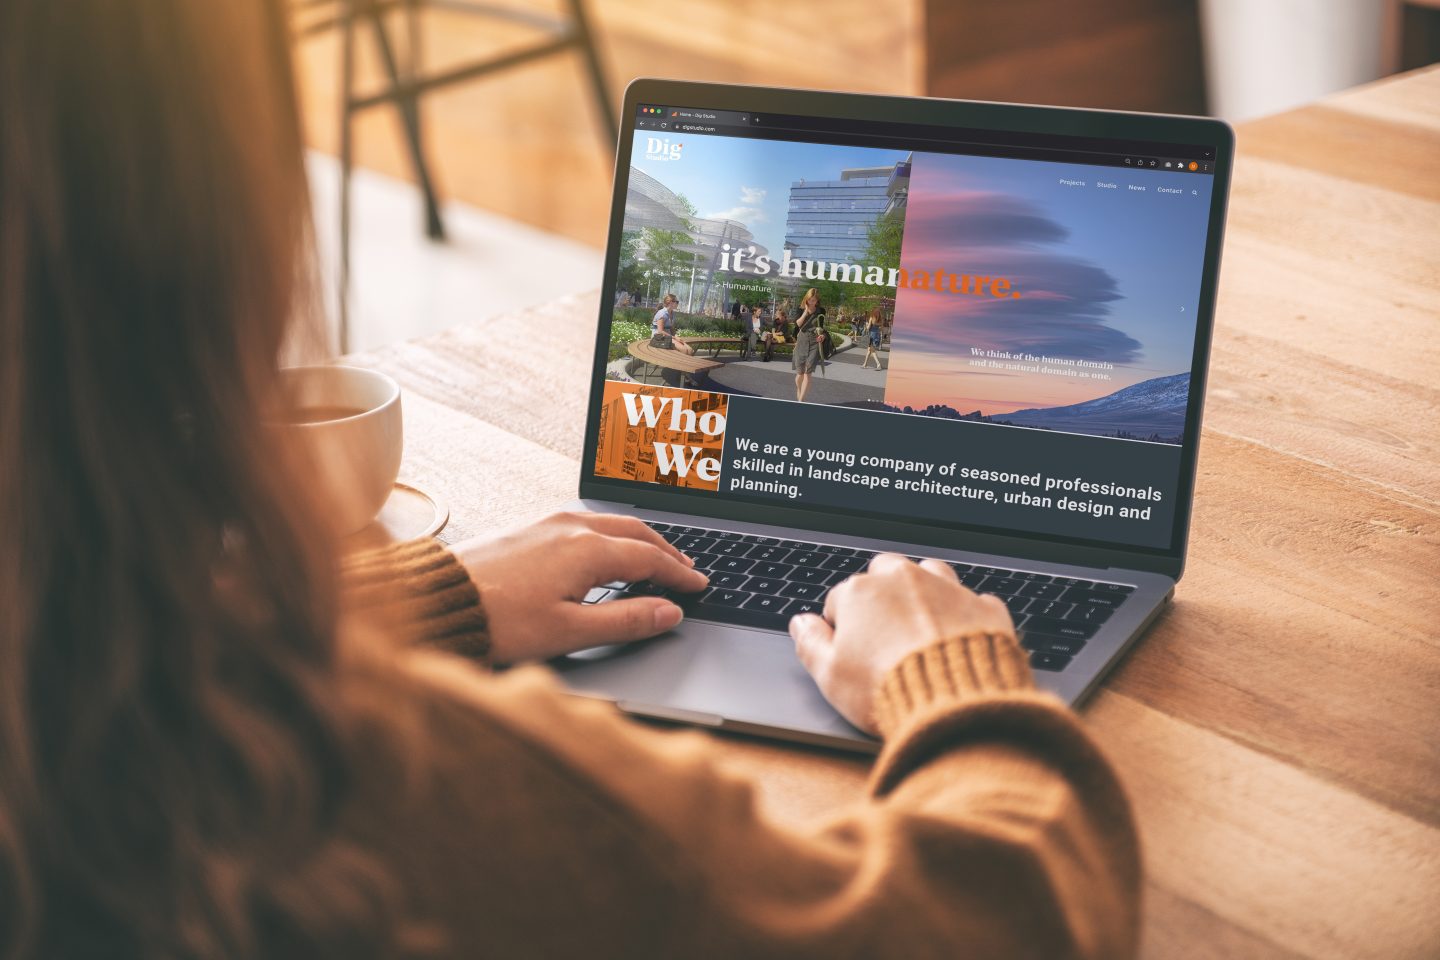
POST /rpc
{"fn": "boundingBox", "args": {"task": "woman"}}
[862,307,886,370]
[0,3,1139,958]
[763,306,785,362]
[649,292,693,355]
[791,288,826,402]
[745,304,764,360]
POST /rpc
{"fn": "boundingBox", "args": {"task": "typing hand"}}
[452,512,708,664]
[789,554,1016,734]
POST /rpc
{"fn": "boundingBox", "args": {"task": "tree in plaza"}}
[640,226,697,298]
[638,191,699,303]
[855,212,905,302]
[614,230,645,298]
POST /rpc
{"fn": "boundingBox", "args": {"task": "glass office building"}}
[784,158,911,263]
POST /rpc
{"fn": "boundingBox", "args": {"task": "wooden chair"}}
[293,0,617,351]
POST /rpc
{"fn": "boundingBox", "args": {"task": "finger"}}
[589,537,709,593]
[822,573,855,624]
[866,552,911,576]
[789,613,835,682]
[575,513,692,566]
[919,558,959,582]
[567,597,684,646]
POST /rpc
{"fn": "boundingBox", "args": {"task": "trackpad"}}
[553,620,867,745]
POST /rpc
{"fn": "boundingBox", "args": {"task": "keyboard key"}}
[820,555,865,574]
[778,540,810,550]
[699,588,750,607]
[1010,571,1051,581]
[786,551,826,568]
[644,522,671,532]
[787,566,834,585]
[958,572,988,589]
[712,530,743,540]
[675,536,716,553]
[979,577,1027,596]
[1029,651,1072,672]
[816,544,854,555]
[711,556,756,575]
[659,531,684,544]
[623,581,667,597]
[706,571,750,590]
[742,577,785,595]
[780,581,825,600]
[675,526,707,536]
[750,561,795,579]
[746,545,790,563]
[1027,600,1074,620]
[1062,588,1125,610]
[583,587,613,604]
[742,593,790,615]
[686,552,719,570]
[1051,577,1097,589]
[948,562,973,573]
[1065,604,1114,625]
[1020,581,1067,601]
[973,566,1010,577]
[1022,617,1099,640]
[739,535,778,546]
[713,541,750,556]
[1022,635,1087,656]
[1001,594,1031,616]
[1092,582,1135,594]
[787,599,823,617]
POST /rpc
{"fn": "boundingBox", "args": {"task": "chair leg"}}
[366,3,446,240]
[564,0,617,148]
[338,0,357,354]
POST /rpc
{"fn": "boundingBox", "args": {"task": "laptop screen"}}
[587,97,1221,555]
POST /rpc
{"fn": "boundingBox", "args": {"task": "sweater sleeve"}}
[340,539,490,660]
[366,627,1142,960]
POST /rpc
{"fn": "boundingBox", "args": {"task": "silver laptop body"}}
[555,79,1232,751]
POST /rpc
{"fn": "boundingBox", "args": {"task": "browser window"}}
[591,102,1219,553]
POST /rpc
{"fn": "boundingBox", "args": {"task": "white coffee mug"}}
[278,365,403,536]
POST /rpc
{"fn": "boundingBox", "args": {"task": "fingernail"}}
[654,604,683,631]
[683,554,695,566]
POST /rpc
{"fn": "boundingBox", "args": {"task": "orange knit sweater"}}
[340,539,1141,959]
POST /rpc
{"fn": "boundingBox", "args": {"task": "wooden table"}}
[353,65,1440,959]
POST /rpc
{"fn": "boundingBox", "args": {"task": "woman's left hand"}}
[451,512,709,664]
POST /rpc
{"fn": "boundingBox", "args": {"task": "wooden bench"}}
[677,336,745,357]
[626,339,723,385]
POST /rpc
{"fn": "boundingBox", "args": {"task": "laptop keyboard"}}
[584,521,1135,673]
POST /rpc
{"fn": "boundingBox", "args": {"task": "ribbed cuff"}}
[873,631,1033,740]
[342,539,490,660]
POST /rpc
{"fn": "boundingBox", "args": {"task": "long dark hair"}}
[0,2,401,956]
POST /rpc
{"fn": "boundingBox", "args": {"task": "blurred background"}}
[297,0,1440,351]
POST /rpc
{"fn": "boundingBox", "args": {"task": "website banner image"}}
[609,134,911,407]
[596,123,1213,551]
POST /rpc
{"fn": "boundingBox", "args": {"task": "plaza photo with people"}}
[605,133,910,406]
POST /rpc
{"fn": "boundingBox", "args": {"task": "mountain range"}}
[864,372,1191,444]
[998,372,1190,442]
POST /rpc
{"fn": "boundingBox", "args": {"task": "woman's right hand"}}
[452,512,708,664]
[788,554,1019,735]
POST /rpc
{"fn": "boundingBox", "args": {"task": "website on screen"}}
[592,104,1218,551]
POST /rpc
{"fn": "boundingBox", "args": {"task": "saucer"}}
[345,482,449,549]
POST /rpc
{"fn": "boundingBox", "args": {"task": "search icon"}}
[1191,189,1198,196]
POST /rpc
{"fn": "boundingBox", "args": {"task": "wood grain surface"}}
[352,65,1440,959]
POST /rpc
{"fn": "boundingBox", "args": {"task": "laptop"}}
[554,79,1233,751]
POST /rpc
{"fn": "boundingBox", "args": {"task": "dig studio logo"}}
[644,137,683,162]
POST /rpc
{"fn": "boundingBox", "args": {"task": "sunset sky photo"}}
[882,153,1214,416]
